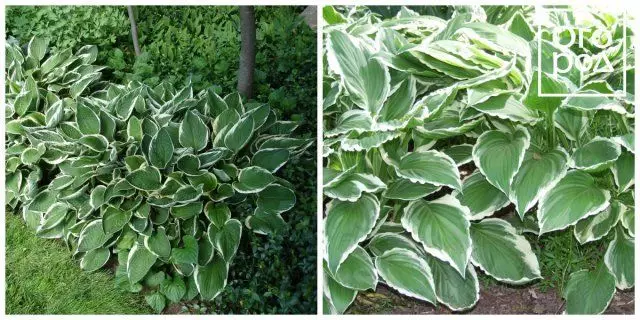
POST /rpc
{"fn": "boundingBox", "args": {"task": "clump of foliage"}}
[323,6,634,315]
[5,37,311,313]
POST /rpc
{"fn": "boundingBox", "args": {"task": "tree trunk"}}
[127,6,141,56]
[237,6,256,99]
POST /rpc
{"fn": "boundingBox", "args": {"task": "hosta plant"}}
[323,6,634,314]
[5,37,311,313]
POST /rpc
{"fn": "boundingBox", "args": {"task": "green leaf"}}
[333,246,377,291]
[76,102,101,135]
[375,248,437,304]
[538,170,611,234]
[428,255,479,311]
[325,194,379,273]
[324,172,386,202]
[214,219,242,262]
[604,227,634,290]
[204,202,230,229]
[149,127,174,169]
[395,150,461,190]
[563,92,627,114]
[127,242,158,283]
[160,276,186,303]
[232,166,275,193]
[554,107,588,141]
[442,144,473,166]
[245,210,287,235]
[127,115,143,141]
[27,36,48,61]
[144,226,172,258]
[171,235,199,265]
[80,247,110,272]
[126,166,163,191]
[472,127,530,195]
[102,206,132,234]
[570,137,621,172]
[256,184,296,214]
[510,148,569,217]
[469,93,539,124]
[402,195,471,275]
[383,178,439,201]
[45,100,64,128]
[324,270,356,315]
[170,201,203,220]
[223,115,254,152]
[251,148,290,172]
[79,134,109,152]
[612,151,634,192]
[145,291,166,313]
[574,201,624,244]
[563,263,616,314]
[77,220,110,252]
[470,218,541,284]
[38,203,69,231]
[367,233,422,257]
[455,171,509,220]
[195,256,228,300]
[179,110,209,151]
[327,30,390,116]
[173,185,203,203]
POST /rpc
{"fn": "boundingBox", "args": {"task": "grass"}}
[5,213,150,314]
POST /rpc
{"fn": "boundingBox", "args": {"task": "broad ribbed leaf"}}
[554,107,588,141]
[455,171,509,220]
[251,148,290,172]
[80,247,110,272]
[402,195,471,275]
[170,202,203,220]
[76,102,101,135]
[144,226,172,258]
[570,137,621,172]
[333,246,377,291]
[442,144,473,166]
[179,110,209,151]
[604,227,634,290]
[77,220,110,252]
[324,173,386,202]
[472,127,530,195]
[102,206,132,234]
[214,219,242,261]
[127,243,158,283]
[367,232,422,256]
[324,268,357,315]
[160,276,186,303]
[195,256,228,300]
[375,248,436,304]
[256,184,296,214]
[39,203,69,230]
[428,255,479,311]
[327,30,390,116]
[383,178,439,201]
[126,166,162,191]
[149,127,174,169]
[204,202,230,229]
[245,210,286,235]
[574,201,624,244]
[563,264,616,314]
[232,166,275,193]
[470,218,541,284]
[224,115,254,152]
[538,170,610,234]
[470,93,539,124]
[171,235,198,265]
[325,193,379,273]
[395,150,461,190]
[612,151,634,192]
[510,148,569,217]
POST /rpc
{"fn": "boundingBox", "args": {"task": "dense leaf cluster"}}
[323,6,634,315]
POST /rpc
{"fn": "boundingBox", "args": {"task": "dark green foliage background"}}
[6,5,316,314]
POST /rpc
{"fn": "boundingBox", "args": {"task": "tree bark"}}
[127,6,141,56]
[237,6,256,99]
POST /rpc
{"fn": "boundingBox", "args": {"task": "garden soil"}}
[348,283,634,315]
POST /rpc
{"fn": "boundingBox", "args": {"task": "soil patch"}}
[348,283,634,314]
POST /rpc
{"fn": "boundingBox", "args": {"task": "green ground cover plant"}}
[5,34,312,313]
[323,5,634,315]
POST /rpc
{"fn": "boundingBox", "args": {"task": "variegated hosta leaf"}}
[128,242,158,284]
[179,110,209,152]
[554,107,588,141]
[509,148,569,217]
[394,150,461,190]
[427,255,479,311]
[621,209,634,237]
[612,133,634,154]
[470,218,541,284]
[574,201,624,244]
[333,246,377,291]
[327,30,390,116]
[382,178,439,201]
[374,248,437,304]
[563,93,628,114]
[367,232,422,257]
[232,166,275,193]
[604,227,634,290]
[442,144,473,166]
[401,195,471,275]
[538,170,611,234]
[469,93,539,124]
[472,126,530,195]
[324,172,386,202]
[455,171,509,220]
[570,137,621,172]
[612,151,634,192]
[195,256,228,300]
[324,194,380,273]
[80,247,111,272]
[563,263,616,315]
[324,265,357,315]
